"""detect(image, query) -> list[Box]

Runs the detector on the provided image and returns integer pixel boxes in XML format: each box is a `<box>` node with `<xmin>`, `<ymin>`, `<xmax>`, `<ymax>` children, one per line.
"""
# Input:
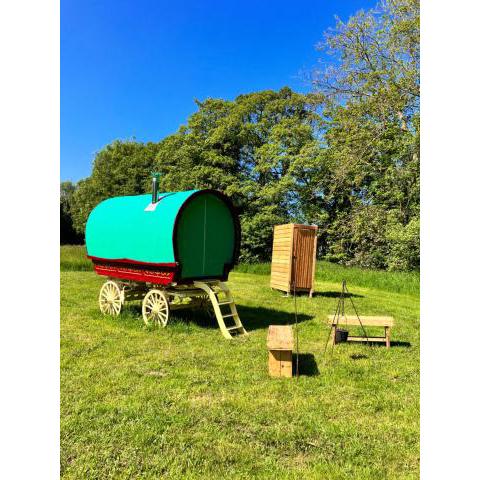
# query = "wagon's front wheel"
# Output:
<box><xmin>142</xmin><ymin>289</ymin><xmax>170</xmax><ymax>327</ymax></box>
<box><xmin>99</xmin><ymin>280</ymin><xmax>123</xmax><ymax>316</ymax></box>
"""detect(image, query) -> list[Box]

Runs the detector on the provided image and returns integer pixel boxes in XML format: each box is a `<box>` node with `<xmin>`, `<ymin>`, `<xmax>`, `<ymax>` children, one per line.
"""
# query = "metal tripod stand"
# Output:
<box><xmin>323</xmin><ymin>280</ymin><xmax>371</xmax><ymax>356</ymax></box>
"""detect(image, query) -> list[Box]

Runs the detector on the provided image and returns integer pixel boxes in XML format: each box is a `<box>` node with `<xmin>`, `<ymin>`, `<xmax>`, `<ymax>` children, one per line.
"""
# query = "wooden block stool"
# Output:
<box><xmin>267</xmin><ymin>325</ymin><xmax>294</xmax><ymax>377</ymax></box>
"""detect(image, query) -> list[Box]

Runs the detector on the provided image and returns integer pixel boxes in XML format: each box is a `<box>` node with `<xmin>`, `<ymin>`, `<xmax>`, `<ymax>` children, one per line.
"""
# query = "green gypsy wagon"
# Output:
<box><xmin>85</xmin><ymin>182</ymin><xmax>247</xmax><ymax>339</ymax></box>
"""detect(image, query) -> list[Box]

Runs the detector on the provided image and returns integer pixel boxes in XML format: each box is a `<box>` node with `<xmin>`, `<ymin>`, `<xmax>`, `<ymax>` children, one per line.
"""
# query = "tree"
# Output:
<box><xmin>311</xmin><ymin>0</ymin><xmax>420</xmax><ymax>269</ymax></box>
<box><xmin>153</xmin><ymin>87</ymin><xmax>324</xmax><ymax>262</ymax></box>
<box><xmin>70</xmin><ymin>140</ymin><xmax>161</xmax><ymax>234</ymax></box>
<box><xmin>60</xmin><ymin>181</ymin><xmax>83</xmax><ymax>244</ymax></box>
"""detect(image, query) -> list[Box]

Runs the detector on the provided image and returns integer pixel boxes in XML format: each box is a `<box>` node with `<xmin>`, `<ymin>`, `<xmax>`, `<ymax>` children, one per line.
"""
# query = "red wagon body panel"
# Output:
<box><xmin>89</xmin><ymin>256</ymin><xmax>178</xmax><ymax>285</ymax></box>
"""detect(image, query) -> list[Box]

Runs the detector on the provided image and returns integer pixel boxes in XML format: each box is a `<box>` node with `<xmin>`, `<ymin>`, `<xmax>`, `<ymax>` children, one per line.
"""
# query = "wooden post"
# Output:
<box><xmin>385</xmin><ymin>326</ymin><xmax>391</xmax><ymax>348</ymax></box>
<box><xmin>332</xmin><ymin>325</ymin><xmax>338</xmax><ymax>345</ymax></box>
<box><xmin>309</xmin><ymin>228</ymin><xmax>318</xmax><ymax>298</ymax></box>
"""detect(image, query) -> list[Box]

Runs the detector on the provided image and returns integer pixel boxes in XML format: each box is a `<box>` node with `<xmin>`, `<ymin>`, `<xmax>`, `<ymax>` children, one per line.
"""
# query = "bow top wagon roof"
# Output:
<box><xmin>86</xmin><ymin>189</ymin><xmax>241</xmax><ymax>279</ymax></box>
<box><xmin>86</xmin><ymin>189</ymin><xmax>200</xmax><ymax>265</ymax></box>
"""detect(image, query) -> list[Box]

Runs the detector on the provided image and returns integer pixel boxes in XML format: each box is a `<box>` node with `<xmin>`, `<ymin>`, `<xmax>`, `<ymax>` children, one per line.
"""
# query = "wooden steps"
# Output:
<box><xmin>193</xmin><ymin>281</ymin><xmax>247</xmax><ymax>339</ymax></box>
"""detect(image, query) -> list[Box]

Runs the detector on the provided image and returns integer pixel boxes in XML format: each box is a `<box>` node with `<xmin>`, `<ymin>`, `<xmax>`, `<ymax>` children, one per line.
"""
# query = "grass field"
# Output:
<box><xmin>61</xmin><ymin>246</ymin><xmax>420</xmax><ymax>479</ymax></box>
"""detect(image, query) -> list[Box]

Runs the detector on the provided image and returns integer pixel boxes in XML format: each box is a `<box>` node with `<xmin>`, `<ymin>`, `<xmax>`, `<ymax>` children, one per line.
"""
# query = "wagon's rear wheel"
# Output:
<box><xmin>99</xmin><ymin>280</ymin><xmax>123</xmax><ymax>316</ymax></box>
<box><xmin>142</xmin><ymin>289</ymin><xmax>170</xmax><ymax>327</ymax></box>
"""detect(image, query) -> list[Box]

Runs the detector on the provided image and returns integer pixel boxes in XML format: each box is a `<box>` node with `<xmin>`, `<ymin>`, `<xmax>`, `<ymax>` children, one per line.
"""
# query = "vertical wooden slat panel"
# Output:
<box><xmin>270</xmin><ymin>224</ymin><xmax>294</xmax><ymax>291</ymax></box>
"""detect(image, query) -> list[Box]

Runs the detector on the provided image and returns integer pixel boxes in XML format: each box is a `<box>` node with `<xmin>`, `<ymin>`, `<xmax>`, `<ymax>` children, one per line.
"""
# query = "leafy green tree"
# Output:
<box><xmin>154</xmin><ymin>88</ymin><xmax>324</xmax><ymax>262</ymax></box>
<box><xmin>60</xmin><ymin>181</ymin><xmax>83</xmax><ymax>244</ymax></box>
<box><xmin>312</xmin><ymin>0</ymin><xmax>420</xmax><ymax>269</ymax></box>
<box><xmin>70</xmin><ymin>140</ymin><xmax>161</xmax><ymax>234</ymax></box>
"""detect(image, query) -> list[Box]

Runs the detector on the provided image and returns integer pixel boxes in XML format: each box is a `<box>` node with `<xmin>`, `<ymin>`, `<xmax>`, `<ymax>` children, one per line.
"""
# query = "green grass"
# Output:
<box><xmin>60</xmin><ymin>245</ymin><xmax>93</xmax><ymax>271</ymax></box>
<box><xmin>236</xmin><ymin>262</ymin><xmax>419</xmax><ymax>296</ymax></box>
<box><xmin>61</xmin><ymin>246</ymin><xmax>420</xmax><ymax>479</ymax></box>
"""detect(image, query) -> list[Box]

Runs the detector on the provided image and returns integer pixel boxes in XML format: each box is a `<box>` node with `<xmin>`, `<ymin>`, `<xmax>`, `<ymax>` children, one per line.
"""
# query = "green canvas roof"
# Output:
<box><xmin>86</xmin><ymin>189</ymin><xmax>239</xmax><ymax>280</ymax></box>
<box><xmin>86</xmin><ymin>190</ymin><xmax>198</xmax><ymax>264</ymax></box>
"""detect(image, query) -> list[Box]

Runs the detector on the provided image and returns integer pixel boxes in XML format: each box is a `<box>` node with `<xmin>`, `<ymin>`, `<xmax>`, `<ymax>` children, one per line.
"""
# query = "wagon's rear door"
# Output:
<box><xmin>176</xmin><ymin>193</ymin><xmax>235</xmax><ymax>279</ymax></box>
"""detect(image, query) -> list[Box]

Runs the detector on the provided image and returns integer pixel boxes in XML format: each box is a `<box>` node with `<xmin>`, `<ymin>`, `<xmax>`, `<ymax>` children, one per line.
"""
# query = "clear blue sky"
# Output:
<box><xmin>61</xmin><ymin>0</ymin><xmax>376</xmax><ymax>182</ymax></box>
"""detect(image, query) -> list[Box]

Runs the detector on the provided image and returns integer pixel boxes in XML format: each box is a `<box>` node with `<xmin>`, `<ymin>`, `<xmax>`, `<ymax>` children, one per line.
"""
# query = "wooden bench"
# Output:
<box><xmin>327</xmin><ymin>315</ymin><xmax>395</xmax><ymax>348</ymax></box>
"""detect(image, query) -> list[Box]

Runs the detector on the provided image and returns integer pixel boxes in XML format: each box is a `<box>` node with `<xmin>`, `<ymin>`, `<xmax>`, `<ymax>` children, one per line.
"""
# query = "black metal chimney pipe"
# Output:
<box><xmin>152</xmin><ymin>175</ymin><xmax>159</xmax><ymax>204</ymax></box>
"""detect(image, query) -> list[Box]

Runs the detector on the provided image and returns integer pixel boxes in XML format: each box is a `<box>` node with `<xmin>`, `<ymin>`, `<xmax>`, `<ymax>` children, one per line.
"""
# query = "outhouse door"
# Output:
<box><xmin>292</xmin><ymin>226</ymin><xmax>317</xmax><ymax>290</ymax></box>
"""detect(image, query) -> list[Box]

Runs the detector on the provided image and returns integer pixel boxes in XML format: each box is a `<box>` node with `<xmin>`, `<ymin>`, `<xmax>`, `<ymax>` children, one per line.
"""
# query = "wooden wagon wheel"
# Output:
<box><xmin>142</xmin><ymin>289</ymin><xmax>170</xmax><ymax>327</ymax></box>
<box><xmin>99</xmin><ymin>280</ymin><xmax>123</xmax><ymax>316</ymax></box>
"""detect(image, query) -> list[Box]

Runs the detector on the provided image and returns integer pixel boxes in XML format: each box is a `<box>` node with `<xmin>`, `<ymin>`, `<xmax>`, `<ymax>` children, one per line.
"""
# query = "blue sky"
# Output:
<box><xmin>61</xmin><ymin>0</ymin><xmax>376</xmax><ymax>182</ymax></box>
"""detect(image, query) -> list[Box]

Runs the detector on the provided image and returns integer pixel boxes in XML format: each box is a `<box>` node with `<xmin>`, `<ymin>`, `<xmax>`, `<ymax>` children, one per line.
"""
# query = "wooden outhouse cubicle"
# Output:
<box><xmin>270</xmin><ymin>223</ymin><xmax>318</xmax><ymax>297</ymax></box>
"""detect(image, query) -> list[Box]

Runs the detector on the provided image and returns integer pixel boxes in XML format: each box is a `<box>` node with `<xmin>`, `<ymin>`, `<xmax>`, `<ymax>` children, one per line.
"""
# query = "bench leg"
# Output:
<box><xmin>332</xmin><ymin>326</ymin><xmax>337</xmax><ymax>345</ymax></box>
<box><xmin>385</xmin><ymin>327</ymin><xmax>391</xmax><ymax>348</ymax></box>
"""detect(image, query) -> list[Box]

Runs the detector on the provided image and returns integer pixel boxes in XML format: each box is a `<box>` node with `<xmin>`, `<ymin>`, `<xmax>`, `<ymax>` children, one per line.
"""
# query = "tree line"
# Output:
<box><xmin>61</xmin><ymin>0</ymin><xmax>419</xmax><ymax>271</ymax></box>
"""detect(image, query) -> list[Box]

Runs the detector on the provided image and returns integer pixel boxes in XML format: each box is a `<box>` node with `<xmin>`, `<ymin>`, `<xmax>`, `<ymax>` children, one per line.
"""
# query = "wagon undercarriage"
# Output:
<box><xmin>98</xmin><ymin>279</ymin><xmax>247</xmax><ymax>339</ymax></box>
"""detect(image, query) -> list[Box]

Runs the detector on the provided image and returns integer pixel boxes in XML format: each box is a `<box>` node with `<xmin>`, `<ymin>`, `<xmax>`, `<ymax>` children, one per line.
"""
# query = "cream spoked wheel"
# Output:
<box><xmin>99</xmin><ymin>280</ymin><xmax>123</xmax><ymax>316</ymax></box>
<box><xmin>142</xmin><ymin>289</ymin><xmax>170</xmax><ymax>327</ymax></box>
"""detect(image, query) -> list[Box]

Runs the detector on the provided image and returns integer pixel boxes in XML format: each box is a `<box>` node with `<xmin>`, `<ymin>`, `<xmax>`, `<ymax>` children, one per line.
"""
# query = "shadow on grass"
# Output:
<box><xmin>236</xmin><ymin>305</ymin><xmax>313</xmax><ymax>331</ymax></box>
<box><xmin>164</xmin><ymin>304</ymin><xmax>314</xmax><ymax>333</ymax></box>
<box><xmin>110</xmin><ymin>302</ymin><xmax>314</xmax><ymax>333</ymax></box>
<box><xmin>350</xmin><ymin>353</ymin><xmax>369</xmax><ymax>360</ymax></box>
<box><xmin>390</xmin><ymin>341</ymin><xmax>412</xmax><ymax>348</ymax></box>
<box><xmin>348</xmin><ymin>340</ymin><xmax>412</xmax><ymax>349</ymax></box>
<box><xmin>115</xmin><ymin>302</ymin><xmax>220</xmax><ymax>330</ymax></box>
<box><xmin>294</xmin><ymin>353</ymin><xmax>320</xmax><ymax>376</ymax></box>
<box><xmin>312</xmin><ymin>291</ymin><xmax>364</xmax><ymax>299</ymax></box>
<box><xmin>270</xmin><ymin>290</ymin><xmax>363</xmax><ymax>299</ymax></box>
<box><xmin>355</xmin><ymin>340</ymin><xmax>412</xmax><ymax>348</ymax></box>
